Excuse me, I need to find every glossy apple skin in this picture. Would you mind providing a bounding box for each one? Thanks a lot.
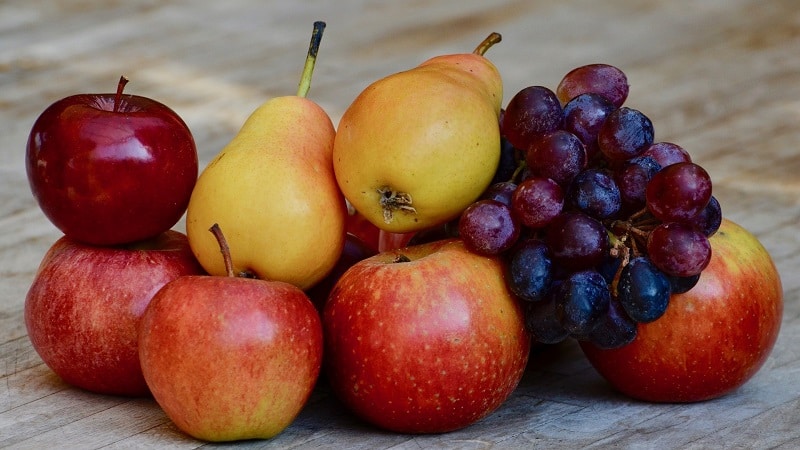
[580,218,783,402]
[24,230,204,396]
[323,239,531,433]
[139,276,323,442]
[26,91,198,246]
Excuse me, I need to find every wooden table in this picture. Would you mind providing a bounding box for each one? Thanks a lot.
[2,0,799,447]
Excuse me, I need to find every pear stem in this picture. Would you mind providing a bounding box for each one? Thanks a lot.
[472,32,502,56]
[297,21,326,98]
[113,75,129,113]
[209,223,235,278]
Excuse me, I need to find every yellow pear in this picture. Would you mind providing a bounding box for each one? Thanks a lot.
[333,33,503,233]
[186,22,346,290]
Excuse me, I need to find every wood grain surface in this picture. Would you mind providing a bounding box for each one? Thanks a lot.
[2,0,799,448]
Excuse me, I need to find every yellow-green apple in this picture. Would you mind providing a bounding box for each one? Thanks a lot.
[26,76,198,246]
[138,225,323,442]
[580,218,783,402]
[24,230,203,396]
[323,239,531,433]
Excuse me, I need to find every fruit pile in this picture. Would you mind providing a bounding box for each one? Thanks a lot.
[22,22,782,443]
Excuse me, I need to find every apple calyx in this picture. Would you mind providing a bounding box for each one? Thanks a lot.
[296,21,326,99]
[472,32,502,56]
[113,75,130,113]
[377,186,417,224]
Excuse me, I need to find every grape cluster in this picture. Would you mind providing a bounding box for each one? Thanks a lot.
[459,64,722,349]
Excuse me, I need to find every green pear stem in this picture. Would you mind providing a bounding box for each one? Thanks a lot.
[296,21,326,98]
[113,75,129,113]
[472,32,502,56]
[209,223,236,278]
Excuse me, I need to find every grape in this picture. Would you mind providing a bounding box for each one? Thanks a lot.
[642,141,691,167]
[692,195,722,237]
[597,107,654,161]
[556,63,629,108]
[614,156,661,212]
[567,168,621,219]
[668,273,701,294]
[525,283,569,344]
[506,238,552,302]
[617,256,671,323]
[491,138,521,184]
[502,86,563,150]
[583,298,638,349]
[458,200,520,255]
[647,222,712,277]
[646,162,712,223]
[545,212,609,271]
[525,130,587,186]
[511,177,564,228]
[481,181,518,206]
[554,270,610,336]
[562,93,616,161]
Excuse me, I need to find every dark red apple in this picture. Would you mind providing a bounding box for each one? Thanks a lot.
[138,225,323,441]
[26,76,198,246]
[580,218,783,402]
[323,239,531,433]
[24,230,204,396]
[345,206,381,252]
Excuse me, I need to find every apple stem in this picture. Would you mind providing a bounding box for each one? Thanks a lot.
[472,32,502,56]
[114,76,130,113]
[209,223,235,278]
[296,21,326,99]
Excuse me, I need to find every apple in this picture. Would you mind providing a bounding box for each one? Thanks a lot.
[580,218,783,402]
[345,202,381,253]
[26,76,198,246]
[323,239,531,433]
[377,228,415,252]
[24,230,204,396]
[138,224,323,441]
[305,232,377,312]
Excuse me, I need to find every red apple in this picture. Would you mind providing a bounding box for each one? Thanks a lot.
[138,225,323,441]
[345,205,381,252]
[323,239,531,433]
[377,228,415,251]
[24,230,204,396]
[305,232,377,312]
[26,76,198,246]
[580,218,783,402]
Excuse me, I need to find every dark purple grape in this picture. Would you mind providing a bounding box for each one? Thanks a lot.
[507,238,552,302]
[645,162,712,223]
[562,93,616,161]
[614,156,661,212]
[641,142,691,168]
[598,255,623,284]
[617,256,671,323]
[583,298,638,349]
[556,63,629,108]
[647,222,712,277]
[597,107,654,161]
[491,137,521,184]
[502,86,563,150]
[525,282,570,344]
[567,169,621,219]
[545,212,609,271]
[668,273,701,294]
[458,199,520,256]
[481,181,518,206]
[692,195,722,237]
[525,130,587,186]
[511,177,564,228]
[554,270,610,336]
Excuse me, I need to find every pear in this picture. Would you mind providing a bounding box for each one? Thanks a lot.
[186,22,346,290]
[333,33,503,233]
